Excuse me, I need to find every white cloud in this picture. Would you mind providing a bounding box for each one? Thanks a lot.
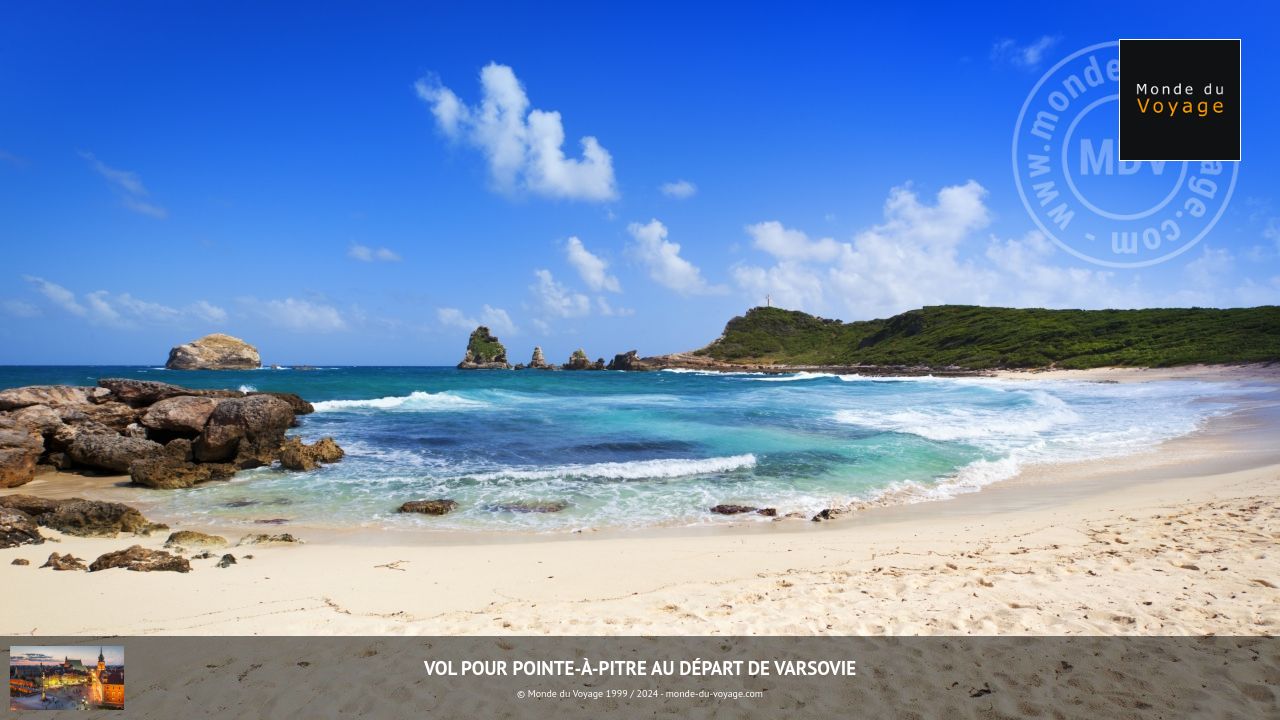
[255,298,346,333]
[187,300,229,324]
[564,236,620,292]
[416,63,617,201]
[530,269,591,318]
[80,151,168,218]
[745,221,842,262]
[23,276,85,316]
[991,36,1059,68]
[660,180,697,199]
[627,219,724,296]
[436,305,517,336]
[595,296,634,317]
[1,299,40,318]
[348,243,402,262]
[21,275,228,327]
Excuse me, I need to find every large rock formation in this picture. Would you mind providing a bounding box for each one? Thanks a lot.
[528,346,552,369]
[0,378,337,489]
[563,349,593,370]
[457,326,511,369]
[165,333,261,370]
[606,350,653,371]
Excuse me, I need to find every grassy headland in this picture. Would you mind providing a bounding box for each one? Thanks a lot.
[691,305,1280,369]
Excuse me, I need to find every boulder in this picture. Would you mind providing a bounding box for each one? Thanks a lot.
[11,558,29,565]
[457,326,511,369]
[165,333,261,370]
[528,346,552,369]
[193,395,294,467]
[563,349,592,370]
[248,391,314,417]
[592,358,606,370]
[49,419,114,453]
[164,530,227,548]
[811,508,844,522]
[0,494,62,516]
[129,456,236,489]
[41,552,87,571]
[0,385,109,411]
[55,401,141,432]
[237,533,299,545]
[68,433,163,472]
[217,553,237,568]
[141,395,222,435]
[606,350,651,371]
[278,436,344,471]
[398,499,458,515]
[97,378,242,407]
[710,504,758,515]
[0,507,43,548]
[0,425,44,488]
[484,500,569,514]
[8,404,65,435]
[39,498,163,537]
[89,545,191,573]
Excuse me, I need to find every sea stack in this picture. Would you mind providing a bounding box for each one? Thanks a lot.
[165,334,261,370]
[528,346,552,369]
[457,327,512,369]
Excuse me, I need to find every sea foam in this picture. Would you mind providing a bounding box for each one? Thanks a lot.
[312,390,487,412]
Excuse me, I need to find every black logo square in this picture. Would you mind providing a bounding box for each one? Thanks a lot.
[1119,39,1240,161]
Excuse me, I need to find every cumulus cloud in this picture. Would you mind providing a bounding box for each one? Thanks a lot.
[348,243,402,262]
[436,304,518,335]
[745,221,842,262]
[660,180,697,199]
[991,36,1059,68]
[627,219,724,296]
[416,63,617,201]
[79,151,167,218]
[21,275,228,327]
[530,269,591,318]
[564,236,620,292]
[252,298,346,333]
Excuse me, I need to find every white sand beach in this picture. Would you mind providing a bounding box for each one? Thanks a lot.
[2,366,1278,637]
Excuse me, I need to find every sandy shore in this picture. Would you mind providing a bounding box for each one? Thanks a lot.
[2,366,1278,637]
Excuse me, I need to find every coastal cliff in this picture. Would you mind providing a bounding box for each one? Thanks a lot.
[166,334,261,370]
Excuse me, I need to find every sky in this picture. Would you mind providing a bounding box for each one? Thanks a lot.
[10,646,124,667]
[1,2,1277,365]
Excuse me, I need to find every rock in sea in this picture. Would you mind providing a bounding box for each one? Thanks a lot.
[398,499,458,515]
[457,326,512,369]
[165,333,261,370]
[278,436,345,471]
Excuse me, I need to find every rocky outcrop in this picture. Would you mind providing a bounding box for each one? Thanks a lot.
[0,422,44,488]
[97,378,241,407]
[250,391,314,417]
[563,349,592,370]
[90,545,191,573]
[193,395,295,467]
[237,533,298,545]
[398,499,458,515]
[165,333,261,370]
[141,396,222,435]
[0,385,110,411]
[68,433,163,472]
[41,552,87,571]
[606,350,653,371]
[165,530,227,548]
[528,346,552,369]
[129,456,237,489]
[0,507,43,548]
[278,436,344,471]
[40,498,165,537]
[457,326,512,369]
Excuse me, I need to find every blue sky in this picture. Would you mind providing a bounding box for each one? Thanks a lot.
[1,2,1276,365]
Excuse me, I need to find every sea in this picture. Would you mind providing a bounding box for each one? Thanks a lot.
[0,366,1260,533]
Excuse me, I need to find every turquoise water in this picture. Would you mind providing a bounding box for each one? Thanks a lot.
[0,366,1253,532]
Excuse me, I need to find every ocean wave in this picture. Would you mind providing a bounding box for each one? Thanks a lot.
[831,390,1080,443]
[238,384,257,393]
[312,391,488,412]
[659,368,766,376]
[461,454,758,482]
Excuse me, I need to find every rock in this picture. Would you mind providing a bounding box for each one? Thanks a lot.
[457,326,511,369]
[563,349,592,370]
[0,424,44,488]
[0,494,62,516]
[191,550,214,559]
[97,378,242,407]
[193,395,295,467]
[164,438,193,461]
[89,545,191,573]
[124,422,148,439]
[45,452,74,470]
[237,533,299,545]
[129,456,236,489]
[0,385,109,411]
[11,558,29,565]
[710,504,758,515]
[164,530,227,548]
[278,436,344,471]
[606,350,651,371]
[141,396,222,435]
[8,404,65,434]
[68,433,163,472]
[41,552,87,571]
[485,500,569,514]
[55,401,141,432]
[811,508,844,522]
[0,507,43,548]
[217,553,237,568]
[253,518,289,525]
[39,498,163,537]
[49,419,114,454]
[592,358,606,370]
[248,392,314,417]
[165,333,261,370]
[398,499,458,515]
[528,346,552,369]
[756,507,778,517]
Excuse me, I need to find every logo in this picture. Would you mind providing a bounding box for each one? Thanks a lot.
[1013,41,1238,268]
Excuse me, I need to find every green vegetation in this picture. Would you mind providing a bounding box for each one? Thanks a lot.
[694,305,1280,369]
[464,326,508,364]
